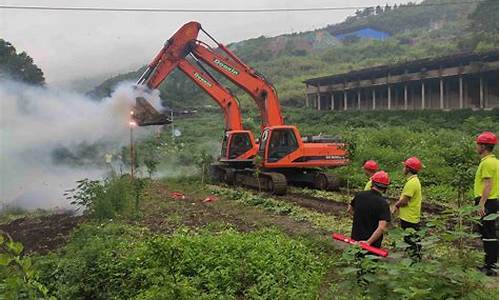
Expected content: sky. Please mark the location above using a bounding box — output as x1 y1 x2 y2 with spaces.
1 0 404 87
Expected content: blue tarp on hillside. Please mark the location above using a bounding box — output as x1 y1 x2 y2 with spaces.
335 27 390 41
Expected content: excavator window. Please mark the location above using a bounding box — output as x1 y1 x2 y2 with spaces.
228 133 252 159
259 130 269 152
221 134 229 158
267 129 298 162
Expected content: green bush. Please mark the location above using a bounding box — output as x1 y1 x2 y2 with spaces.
330 207 496 300
332 246 495 300
35 224 327 299
0 232 53 299
66 177 137 220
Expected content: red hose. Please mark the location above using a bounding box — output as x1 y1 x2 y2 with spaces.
332 233 389 257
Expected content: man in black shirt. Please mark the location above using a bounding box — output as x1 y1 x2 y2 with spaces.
348 171 392 248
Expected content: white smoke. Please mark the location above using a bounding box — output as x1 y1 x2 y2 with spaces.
0 80 162 210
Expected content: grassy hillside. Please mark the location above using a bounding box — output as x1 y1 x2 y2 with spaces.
89 0 497 109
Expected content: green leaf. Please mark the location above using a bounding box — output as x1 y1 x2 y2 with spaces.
0 253 12 266
483 213 498 221
8 241 24 255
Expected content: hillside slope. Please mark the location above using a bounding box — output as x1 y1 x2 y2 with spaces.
89 0 497 109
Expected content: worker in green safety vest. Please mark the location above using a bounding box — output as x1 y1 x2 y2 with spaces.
392 156 423 260
474 131 499 276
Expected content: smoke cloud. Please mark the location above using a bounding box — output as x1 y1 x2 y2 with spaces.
0 80 161 210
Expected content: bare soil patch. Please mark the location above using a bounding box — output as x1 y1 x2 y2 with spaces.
0 212 84 254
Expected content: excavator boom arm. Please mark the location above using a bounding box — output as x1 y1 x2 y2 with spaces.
191 41 284 128
137 21 284 128
177 59 243 131
135 22 244 131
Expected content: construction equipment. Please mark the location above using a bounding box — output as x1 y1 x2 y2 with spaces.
137 21 349 194
134 25 258 161
132 97 171 126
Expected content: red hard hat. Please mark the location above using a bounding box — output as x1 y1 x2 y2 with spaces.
404 156 423 172
371 171 391 187
363 160 379 171
476 131 498 145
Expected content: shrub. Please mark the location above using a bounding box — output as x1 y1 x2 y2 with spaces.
35 224 327 299
65 177 138 220
0 232 53 299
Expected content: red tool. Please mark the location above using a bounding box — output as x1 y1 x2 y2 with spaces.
332 233 389 257
202 195 218 203
170 192 186 200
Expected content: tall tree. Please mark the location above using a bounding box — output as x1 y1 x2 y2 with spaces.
0 39 45 85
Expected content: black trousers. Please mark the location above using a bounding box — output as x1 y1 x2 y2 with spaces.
401 219 422 260
475 198 499 269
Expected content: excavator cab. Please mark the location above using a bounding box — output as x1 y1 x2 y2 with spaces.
221 130 255 160
258 127 300 163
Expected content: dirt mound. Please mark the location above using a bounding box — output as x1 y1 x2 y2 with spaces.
0 213 84 254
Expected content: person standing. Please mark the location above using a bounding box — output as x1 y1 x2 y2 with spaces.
474 131 499 276
362 160 379 191
349 171 391 248
392 157 423 260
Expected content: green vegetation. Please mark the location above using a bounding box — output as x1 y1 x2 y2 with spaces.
286 108 499 201
2 2 498 299
0 39 45 85
65 177 142 220
2 172 498 299
334 240 492 299
211 186 351 233
0 232 53 299
328 0 475 35
157 108 497 204
35 223 327 299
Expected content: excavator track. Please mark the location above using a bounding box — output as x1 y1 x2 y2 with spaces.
233 170 287 195
209 163 287 195
208 163 225 183
314 172 341 191
260 172 288 195
276 168 341 191
210 163 343 194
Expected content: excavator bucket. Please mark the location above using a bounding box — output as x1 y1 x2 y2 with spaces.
132 97 171 126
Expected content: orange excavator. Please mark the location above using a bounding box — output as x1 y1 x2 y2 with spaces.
135 21 349 194
135 28 257 161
